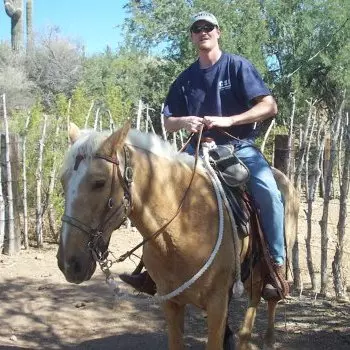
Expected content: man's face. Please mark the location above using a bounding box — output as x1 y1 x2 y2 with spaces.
190 20 220 51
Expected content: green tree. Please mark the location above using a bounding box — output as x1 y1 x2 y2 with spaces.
69 85 92 127
262 0 350 120
104 82 132 127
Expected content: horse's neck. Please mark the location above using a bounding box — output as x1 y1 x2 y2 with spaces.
128 149 195 239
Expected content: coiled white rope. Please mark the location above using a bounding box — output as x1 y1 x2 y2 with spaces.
201 145 244 298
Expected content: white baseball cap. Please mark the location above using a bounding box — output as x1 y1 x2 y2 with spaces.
190 11 219 28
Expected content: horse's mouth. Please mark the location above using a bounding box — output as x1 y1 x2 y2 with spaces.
59 259 97 284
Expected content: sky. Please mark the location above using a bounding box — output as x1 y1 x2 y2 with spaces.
0 0 128 55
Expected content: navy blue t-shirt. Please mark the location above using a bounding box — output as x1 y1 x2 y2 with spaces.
163 52 271 145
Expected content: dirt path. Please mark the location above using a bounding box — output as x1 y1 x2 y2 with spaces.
1 208 350 349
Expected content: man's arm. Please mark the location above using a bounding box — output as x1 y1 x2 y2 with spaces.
164 115 204 133
203 95 277 129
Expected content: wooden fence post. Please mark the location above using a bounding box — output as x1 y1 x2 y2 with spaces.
35 114 48 247
136 100 142 131
322 133 331 197
0 133 21 254
274 134 293 176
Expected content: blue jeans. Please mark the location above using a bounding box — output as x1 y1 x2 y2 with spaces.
187 142 285 264
235 144 285 264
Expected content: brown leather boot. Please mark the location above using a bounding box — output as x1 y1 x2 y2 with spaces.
262 263 289 301
119 271 157 296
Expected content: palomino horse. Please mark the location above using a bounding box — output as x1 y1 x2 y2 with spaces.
57 122 299 350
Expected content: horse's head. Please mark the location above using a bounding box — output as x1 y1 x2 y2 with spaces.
57 122 131 284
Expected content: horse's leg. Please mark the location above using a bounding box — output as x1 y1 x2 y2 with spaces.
163 300 185 350
224 321 236 350
263 300 278 350
206 291 230 350
238 282 262 350
223 290 236 350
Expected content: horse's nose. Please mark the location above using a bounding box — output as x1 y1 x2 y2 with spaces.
67 256 82 275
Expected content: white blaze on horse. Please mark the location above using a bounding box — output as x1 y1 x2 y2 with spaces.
57 122 299 350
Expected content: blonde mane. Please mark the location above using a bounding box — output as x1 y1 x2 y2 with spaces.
61 128 202 175
126 129 198 166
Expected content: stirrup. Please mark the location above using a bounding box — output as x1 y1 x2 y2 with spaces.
262 263 289 301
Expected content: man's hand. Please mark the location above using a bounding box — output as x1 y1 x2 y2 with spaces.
181 116 204 133
203 116 234 129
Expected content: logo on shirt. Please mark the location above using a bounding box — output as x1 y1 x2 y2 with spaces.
219 79 231 91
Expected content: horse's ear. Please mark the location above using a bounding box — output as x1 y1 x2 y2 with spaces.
69 122 81 145
118 120 132 145
102 120 131 154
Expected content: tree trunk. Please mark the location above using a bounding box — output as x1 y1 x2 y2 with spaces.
107 109 114 132
319 95 345 295
146 105 156 134
35 114 48 247
178 130 184 149
287 92 296 179
47 119 61 241
136 100 142 131
66 99 71 145
2 94 20 255
22 113 31 249
172 132 177 151
332 113 349 301
260 119 275 154
294 99 315 190
145 107 149 132
0 156 4 253
160 103 167 140
305 129 325 291
304 115 319 291
319 138 325 198
93 107 100 131
274 134 290 175
304 116 316 200
84 100 94 128
322 134 331 196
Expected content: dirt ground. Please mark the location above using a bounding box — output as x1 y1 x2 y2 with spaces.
0 198 350 349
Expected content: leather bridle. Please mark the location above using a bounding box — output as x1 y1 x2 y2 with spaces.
61 145 133 263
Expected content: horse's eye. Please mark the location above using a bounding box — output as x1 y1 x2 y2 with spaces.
93 180 106 190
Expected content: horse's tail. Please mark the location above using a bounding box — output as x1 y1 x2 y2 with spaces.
272 167 300 280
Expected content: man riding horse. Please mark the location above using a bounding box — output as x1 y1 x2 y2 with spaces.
120 11 289 301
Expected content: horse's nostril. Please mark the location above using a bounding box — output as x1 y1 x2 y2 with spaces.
68 257 82 274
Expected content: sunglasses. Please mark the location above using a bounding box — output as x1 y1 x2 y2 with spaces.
191 23 216 34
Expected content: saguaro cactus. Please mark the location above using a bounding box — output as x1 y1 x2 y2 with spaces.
4 0 23 51
26 0 33 51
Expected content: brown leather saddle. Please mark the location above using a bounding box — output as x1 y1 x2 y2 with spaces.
207 143 252 238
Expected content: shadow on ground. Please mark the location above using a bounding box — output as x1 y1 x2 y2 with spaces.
75 333 206 350
229 293 350 350
0 275 206 349
1 274 350 349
